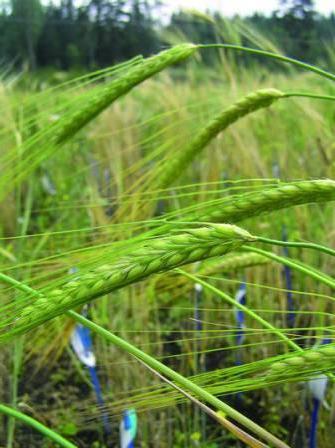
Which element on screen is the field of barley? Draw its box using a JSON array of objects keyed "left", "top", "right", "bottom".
[{"left": 1, "top": 33, "right": 335, "bottom": 448}]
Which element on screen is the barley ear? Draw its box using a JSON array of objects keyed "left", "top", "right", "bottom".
[
  {"left": 188, "top": 179, "right": 335, "bottom": 224},
  {"left": 0, "top": 44, "right": 198, "bottom": 200},
  {"left": 3, "top": 224, "right": 255, "bottom": 339},
  {"left": 53, "top": 44, "right": 198, "bottom": 145},
  {"left": 158, "top": 88, "right": 284, "bottom": 189},
  {"left": 267, "top": 345, "right": 335, "bottom": 381},
  {"left": 201, "top": 252, "right": 269, "bottom": 276}
]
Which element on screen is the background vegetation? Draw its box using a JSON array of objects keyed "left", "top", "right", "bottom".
[
  {"left": 0, "top": 0, "right": 335, "bottom": 70},
  {"left": 1, "top": 1, "right": 335, "bottom": 448}
]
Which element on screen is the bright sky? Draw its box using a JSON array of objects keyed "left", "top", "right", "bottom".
[
  {"left": 161, "top": 0, "right": 335, "bottom": 16},
  {"left": 48, "top": 1, "right": 335, "bottom": 16}
]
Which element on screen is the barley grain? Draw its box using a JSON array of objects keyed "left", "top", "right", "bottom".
[
  {"left": 158, "top": 89, "right": 284, "bottom": 189},
  {"left": 186, "top": 179, "right": 335, "bottom": 224},
  {"left": 3, "top": 224, "right": 255, "bottom": 339}
]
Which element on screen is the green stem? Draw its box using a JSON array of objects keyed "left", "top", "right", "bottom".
[
  {"left": 176, "top": 269, "right": 299, "bottom": 351},
  {"left": 69, "top": 310, "right": 289, "bottom": 448},
  {"left": 8, "top": 180, "right": 34, "bottom": 448},
  {"left": 177, "top": 258, "right": 335, "bottom": 385},
  {"left": 0, "top": 273, "right": 41, "bottom": 296},
  {"left": 243, "top": 246, "right": 335, "bottom": 384},
  {"left": 244, "top": 246, "right": 335, "bottom": 290},
  {"left": 199, "top": 44, "right": 335, "bottom": 82},
  {"left": 0, "top": 272, "right": 288, "bottom": 448},
  {"left": 284, "top": 92, "right": 335, "bottom": 101},
  {"left": 256, "top": 237, "right": 335, "bottom": 258},
  {"left": 0, "top": 404, "right": 76, "bottom": 448}
]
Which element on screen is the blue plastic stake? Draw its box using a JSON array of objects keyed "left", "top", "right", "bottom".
[
  {"left": 120, "top": 409, "right": 137, "bottom": 448},
  {"left": 235, "top": 281, "right": 247, "bottom": 366},
  {"left": 71, "top": 321, "right": 112, "bottom": 435},
  {"left": 271, "top": 164, "right": 295, "bottom": 327},
  {"left": 281, "top": 225, "right": 295, "bottom": 328},
  {"left": 308, "top": 339, "right": 330, "bottom": 448}
]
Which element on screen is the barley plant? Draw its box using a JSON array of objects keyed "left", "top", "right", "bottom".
[{"left": 1, "top": 19, "right": 335, "bottom": 448}]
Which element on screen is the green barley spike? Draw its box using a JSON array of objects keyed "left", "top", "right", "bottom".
[
  {"left": 186, "top": 179, "right": 335, "bottom": 224},
  {"left": 157, "top": 88, "right": 284, "bottom": 189},
  {"left": 52, "top": 44, "right": 198, "bottom": 145},
  {"left": 201, "top": 252, "right": 269, "bottom": 275},
  {"left": 0, "top": 44, "right": 198, "bottom": 200},
  {"left": 267, "top": 344, "right": 335, "bottom": 382},
  {"left": 2, "top": 224, "right": 255, "bottom": 340}
]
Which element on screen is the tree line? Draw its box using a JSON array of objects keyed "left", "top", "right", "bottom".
[{"left": 0, "top": 0, "right": 334, "bottom": 71}]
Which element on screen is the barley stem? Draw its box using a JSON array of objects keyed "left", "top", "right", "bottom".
[
  {"left": 244, "top": 247, "right": 335, "bottom": 290},
  {"left": 199, "top": 44, "right": 335, "bottom": 82},
  {"left": 70, "top": 311, "right": 290, "bottom": 448},
  {"left": 256, "top": 237, "right": 335, "bottom": 258},
  {"left": 0, "top": 272, "right": 288, "bottom": 448},
  {"left": 176, "top": 269, "right": 300, "bottom": 351},
  {"left": 0, "top": 404, "right": 76, "bottom": 448},
  {"left": 285, "top": 92, "right": 335, "bottom": 101}
]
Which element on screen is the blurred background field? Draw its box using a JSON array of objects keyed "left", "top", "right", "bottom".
[{"left": 1, "top": 1, "right": 335, "bottom": 447}]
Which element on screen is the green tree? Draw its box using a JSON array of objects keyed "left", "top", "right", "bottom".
[
  {"left": 279, "top": 0, "right": 315, "bottom": 18},
  {"left": 11, "top": 0, "right": 43, "bottom": 69},
  {"left": 276, "top": 0, "right": 317, "bottom": 60},
  {"left": 122, "top": 0, "right": 159, "bottom": 59}
]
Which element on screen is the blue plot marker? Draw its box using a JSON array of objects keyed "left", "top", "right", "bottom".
[
  {"left": 308, "top": 339, "right": 331, "bottom": 448},
  {"left": 281, "top": 225, "right": 295, "bottom": 328},
  {"left": 272, "top": 163, "right": 295, "bottom": 327},
  {"left": 235, "top": 281, "right": 247, "bottom": 365},
  {"left": 120, "top": 409, "right": 137, "bottom": 448},
  {"left": 71, "top": 319, "right": 112, "bottom": 435}
]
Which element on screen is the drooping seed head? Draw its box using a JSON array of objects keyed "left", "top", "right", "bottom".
[
  {"left": 3, "top": 223, "right": 253, "bottom": 341},
  {"left": 267, "top": 344, "right": 335, "bottom": 381},
  {"left": 157, "top": 88, "right": 285, "bottom": 190},
  {"left": 186, "top": 179, "right": 335, "bottom": 225}
]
